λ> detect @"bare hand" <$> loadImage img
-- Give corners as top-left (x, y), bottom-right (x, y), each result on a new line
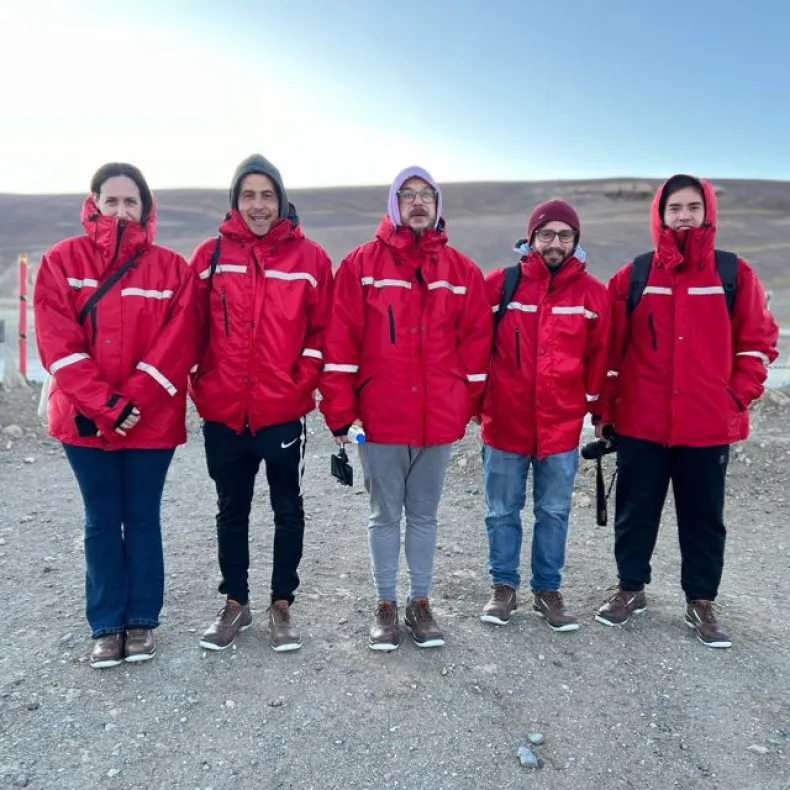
top-left (116, 407), bottom-right (141, 436)
top-left (335, 418), bottom-right (363, 445)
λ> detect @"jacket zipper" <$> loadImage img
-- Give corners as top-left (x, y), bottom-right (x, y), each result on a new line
top-left (388, 305), bottom-right (396, 344)
top-left (91, 222), bottom-right (126, 348)
top-left (515, 327), bottom-right (521, 368)
top-left (110, 222), bottom-right (125, 266)
top-left (647, 313), bottom-right (657, 350)
top-left (220, 289), bottom-right (230, 336)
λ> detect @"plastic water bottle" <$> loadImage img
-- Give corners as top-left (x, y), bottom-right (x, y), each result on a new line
top-left (347, 424), bottom-right (366, 443)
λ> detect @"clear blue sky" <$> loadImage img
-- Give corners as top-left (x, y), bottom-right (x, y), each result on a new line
top-left (0, 0), bottom-right (787, 192)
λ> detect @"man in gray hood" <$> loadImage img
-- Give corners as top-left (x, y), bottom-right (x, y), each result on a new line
top-left (190, 154), bottom-right (334, 654)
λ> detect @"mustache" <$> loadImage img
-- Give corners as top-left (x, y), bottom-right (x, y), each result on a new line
top-left (410, 208), bottom-right (429, 216)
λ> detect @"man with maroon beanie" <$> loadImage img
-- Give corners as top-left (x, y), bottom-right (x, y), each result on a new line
top-left (595, 174), bottom-right (778, 647)
top-left (479, 199), bottom-right (610, 631)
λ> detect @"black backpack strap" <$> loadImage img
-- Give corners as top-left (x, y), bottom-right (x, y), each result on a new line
top-left (626, 252), bottom-right (654, 316)
top-left (493, 263), bottom-right (522, 340)
top-left (208, 236), bottom-right (221, 287)
top-left (714, 250), bottom-right (738, 314)
top-left (77, 250), bottom-right (143, 325)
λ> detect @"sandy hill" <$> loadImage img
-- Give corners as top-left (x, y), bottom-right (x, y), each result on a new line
top-left (1, 178), bottom-right (789, 321)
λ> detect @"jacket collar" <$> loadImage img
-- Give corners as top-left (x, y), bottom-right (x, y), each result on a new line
top-left (80, 195), bottom-right (154, 263)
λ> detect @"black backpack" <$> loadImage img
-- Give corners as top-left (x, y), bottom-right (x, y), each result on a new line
top-left (626, 250), bottom-right (738, 316)
top-left (492, 263), bottom-right (522, 343)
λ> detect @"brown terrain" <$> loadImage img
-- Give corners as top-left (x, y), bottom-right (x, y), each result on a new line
top-left (1, 177), bottom-right (790, 323)
top-left (0, 179), bottom-right (789, 788)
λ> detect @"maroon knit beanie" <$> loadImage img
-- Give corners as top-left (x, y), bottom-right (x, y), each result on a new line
top-left (527, 199), bottom-right (581, 243)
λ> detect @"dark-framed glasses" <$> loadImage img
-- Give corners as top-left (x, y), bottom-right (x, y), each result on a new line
top-left (398, 187), bottom-right (437, 204)
top-left (536, 229), bottom-right (575, 244)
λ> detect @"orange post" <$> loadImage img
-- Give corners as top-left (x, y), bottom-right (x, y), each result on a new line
top-left (18, 253), bottom-right (28, 379)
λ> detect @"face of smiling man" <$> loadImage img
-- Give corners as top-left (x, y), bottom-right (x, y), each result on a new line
top-left (237, 173), bottom-right (280, 236)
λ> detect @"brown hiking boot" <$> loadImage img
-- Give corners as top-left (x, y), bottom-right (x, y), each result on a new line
top-left (199, 599), bottom-right (252, 651)
top-left (533, 591), bottom-right (579, 632)
top-left (685, 600), bottom-right (732, 648)
top-left (369, 601), bottom-right (400, 651)
top-left (124, 629), bottom-right (155, 662)
top-left (90, 634), bottom-right (124, 669)
top-left (405, 598), bottom-right (445, 648)
top-left (480, 585), bottom-right (518, 625)
top-left (268, 600), bottom-right (302, 652)
top-left (595, 587), bottom-right (647, 626)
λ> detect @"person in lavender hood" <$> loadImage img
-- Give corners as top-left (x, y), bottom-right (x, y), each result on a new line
top-left (320, 166), bottom-right (492, 650)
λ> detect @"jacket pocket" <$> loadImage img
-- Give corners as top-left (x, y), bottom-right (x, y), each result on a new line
top-left (515, 327), bottom-right (521, 369)
top-left (387, 305), bottom-right (396, 344)
top-left (647, 313), bottom-right (657, 350)
top-left (355, 375), bottom-right (374, 395)
top-left (220, 290), bottom-right (230, 337)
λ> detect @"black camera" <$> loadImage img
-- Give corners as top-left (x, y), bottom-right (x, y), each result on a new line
top-left (580, 425), bottom-right (617, 460)
top-left (330, 446), bottom-right (354, 487)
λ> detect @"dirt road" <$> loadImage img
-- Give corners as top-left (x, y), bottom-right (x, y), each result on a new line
top-left (1, 385), bottom-right (788, 790)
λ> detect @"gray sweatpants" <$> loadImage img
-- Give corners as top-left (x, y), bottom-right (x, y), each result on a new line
top-left (358, 442), bottom-right (453, 602)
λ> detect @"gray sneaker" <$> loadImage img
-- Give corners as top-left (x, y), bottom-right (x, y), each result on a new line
top-left (200, 599), bottom-right (252, 651)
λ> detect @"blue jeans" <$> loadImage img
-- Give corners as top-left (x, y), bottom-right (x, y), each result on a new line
top-left (63, 445), bottom-right (175, 638)
top-left (483, 444), bottom-right (578, 591)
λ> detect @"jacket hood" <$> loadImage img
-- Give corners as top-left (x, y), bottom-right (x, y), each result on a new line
top-left (387, 165), bottom-right (443, 229)
top-left (229, 153), bottom-right (291, 220)
top-left (374, 215), bottom-right (448, 257)
top-left (81, 195), bottom-right (156, 262)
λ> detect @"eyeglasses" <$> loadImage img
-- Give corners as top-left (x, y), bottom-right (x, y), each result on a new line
top-left (535, 229), bottom-right (575, 244)
top-left (397, 188), bottom-right (437, 204)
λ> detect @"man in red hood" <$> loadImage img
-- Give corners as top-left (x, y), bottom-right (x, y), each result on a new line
top-left (595, 174), bottom-right (779, 648)
top-left (190, 154), bottom-right (333, 654)
top-left (320, 166), bottom-right (492, 651)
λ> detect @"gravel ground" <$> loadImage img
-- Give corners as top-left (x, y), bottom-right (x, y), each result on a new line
top-left (1, 383), bottom-right (789, 790)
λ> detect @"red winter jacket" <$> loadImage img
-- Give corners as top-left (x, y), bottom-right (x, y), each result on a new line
top-left (599, 178), bottom-right (779, 447)
top-left (481, 251), bottom-right (610, 458)
top-left (189, 208), bottom-right (333, 433)
top-left (34, 197), bottom-right (199, 450)
top-left (320, 216), bottom-right (493, 447)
